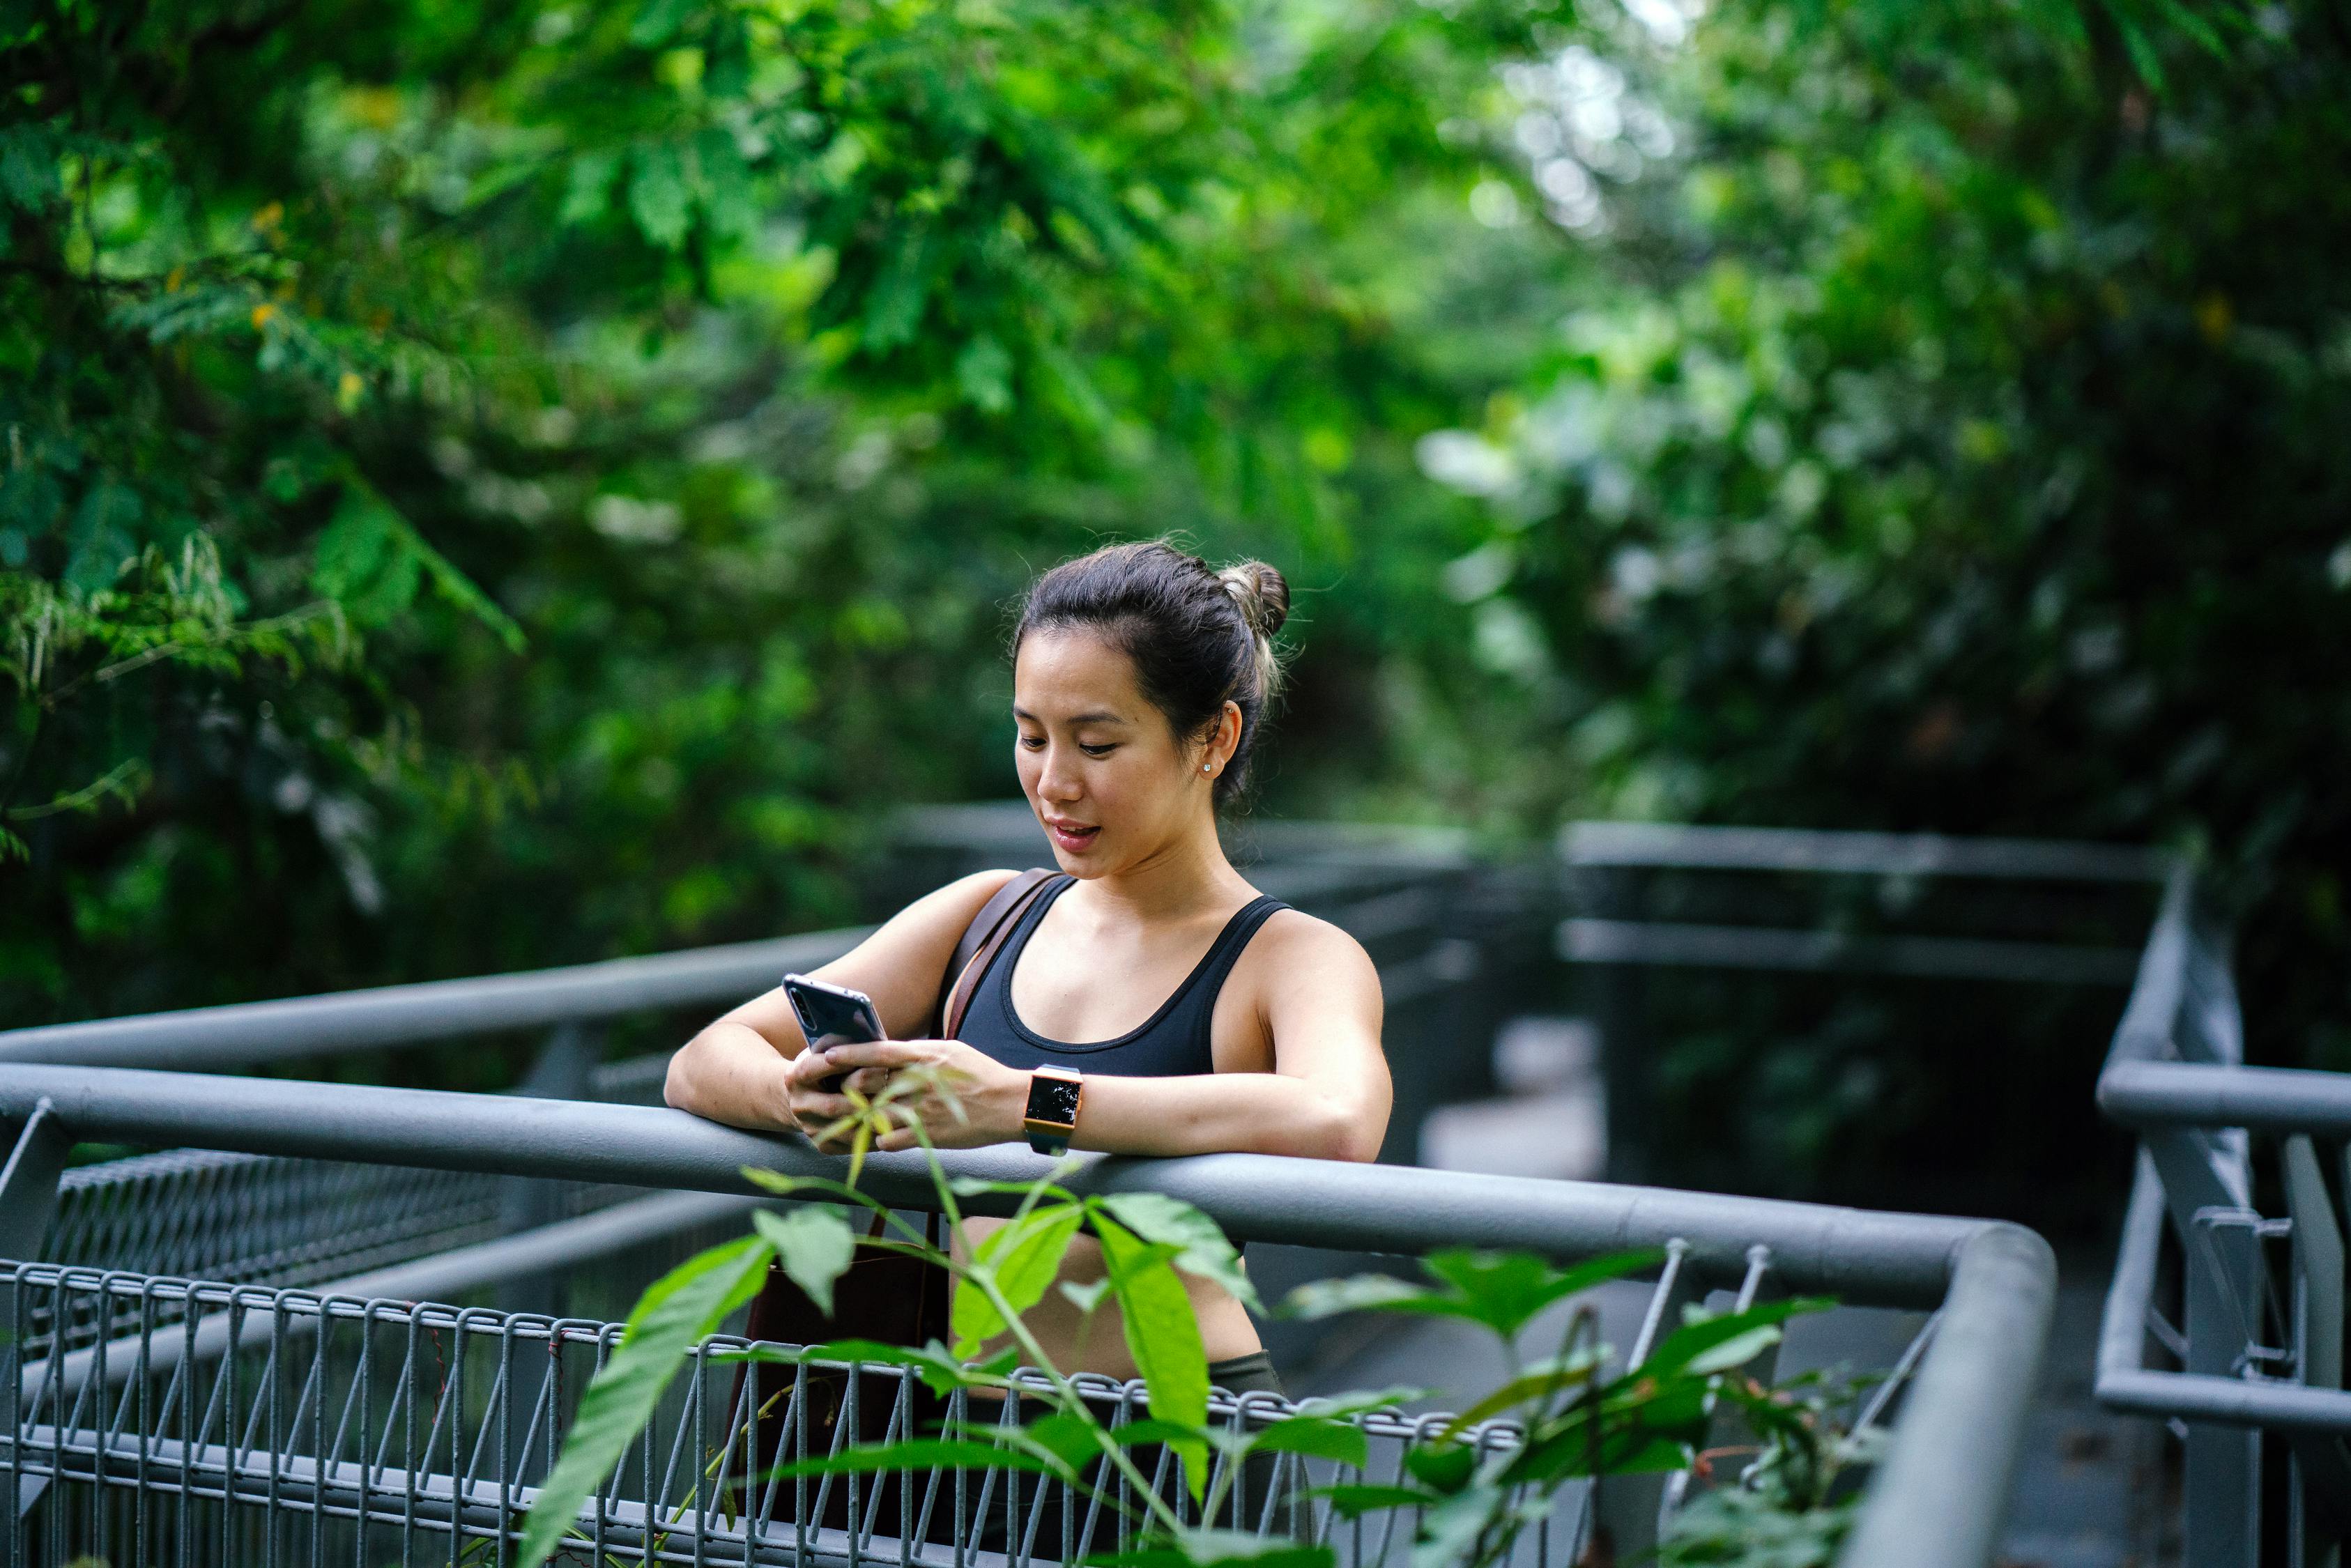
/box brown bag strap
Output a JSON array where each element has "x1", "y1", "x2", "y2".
[{"x1": 933, "y1": 868, "x2": 1064, "y2": 1038}]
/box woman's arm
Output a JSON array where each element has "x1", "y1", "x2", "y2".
[
  {"x1": 807, "y1": 911, "x2": 1391, "y2": 1161},
  {"x1": 662, "y1": 869, "x2": 1020, "y2": 1133}
]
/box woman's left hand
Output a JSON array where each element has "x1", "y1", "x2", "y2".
[{"x1": 809, "y1": 1038, "x2": 1027, "y2": 1151}]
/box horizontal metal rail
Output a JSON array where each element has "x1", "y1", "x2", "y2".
[
  {"x1": 1559, "y1": 917, "x2": 2143, "y2": 985},
  {"x1": 2099, "y1": 1059, "x2": 2351, "y2": 1137},
  {"x1": 0, "y1": 930, "x2": 866, "y2": 1072},
  {"x1": 0, "y1": 832, "x2": 1506, "y2": 1077},
  {"x1": 24, "y1": 1190, "x2": 761, "y2": 1408},
  {"x1": 0, "y1": 1064, "x2": 2054, "y2": 1568},
  {"x1": 2099, "y1": 1159, "x2": 2351, "y2": 1436},
  {"x1": 1561, "y1": 820, "x2": 2173, "y2": 883}
]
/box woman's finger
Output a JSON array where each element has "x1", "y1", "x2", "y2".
[
  {"x1": 844, "y1": 1066, "x2": 892, "y2": 1095},
  {"x1": 785, "y1": 1049, "x2": 841, "y2": 1084},
  {"x1": 815, "y1": 1041, "x2": 926, "y2": 1070},
  {"x1": 791, "y1": 1093, "x2": 855, "y2": 1123}
]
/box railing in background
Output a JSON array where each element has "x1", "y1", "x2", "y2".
[
  {"x1": 0, "y1": 1067, "x2": 2057, "y2": 1568},
  {"x1": 1556, "y1": 821, "x2": 2175, "y2": 1184},
  {"x1": 0, "y1": 815, "x2": 1555, "y2": 1330},
  {"x1": 2095, "y1": 865, "x2": 2351, "y2": 1568}
]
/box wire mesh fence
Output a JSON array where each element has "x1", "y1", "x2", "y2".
[
  {"x1": 3, "y1": 1255, "x2": 1906, "y2": 1568},
  {"x1": 38, "y1": 1052, "x2": 678, "y2": 1295}
]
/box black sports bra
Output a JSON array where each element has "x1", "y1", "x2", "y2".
[{"x1": 953, "y1": 875, "x2": 1290, "y2": 1077}]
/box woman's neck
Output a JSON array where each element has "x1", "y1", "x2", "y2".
[{"x1": 1080, "y1": 813, "x2": 1250, "y2": 922}]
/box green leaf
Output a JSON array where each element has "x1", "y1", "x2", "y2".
[
  {"x1": 629, "y1": 142, "x2": 693, "y2": 249},
  {"x1": 1411, "y1": 1487, "x2": 1501, "y2": 1568},
  {"x1": 1292, "y1": 1386, "x2": 1427, "y2": 1420},
  {"x1": 1637, "y1": 1298, "x2": 1832, "y2": 1379},
  {"x1": 560, "y1": 150, "x2": 620, "y2": 224},
  {"x1": 520, "y1": 1233, "x2": 773, "y2": 1568},
  {"x1": 1060, "y1": 1277, "x2": 1113, "y2": 1314},
  {"x1": 750, "y1": 1205, "x2": 857, "y2": 1316},
  {"x1": 1420, "y1": 1247, "x2": 1662, "y2": 1339},
  {"x1": 1087, "y1": 1528, "x2": 1335, "y2": 1568},
  {"x1": 1013, "y1": 1411, "x2": 1104, "y2": 1474},
  {"x1": 1096, "y1": 1215, "x2": 1209, "y2": 1498},
  {"x1": 312, "y1": 485, "x2": 522, "y2": 651},
  {"x1": 861, "y1": 226, "x2": 937, "y2": 352},
  {"x1": 1095, "y1": 1192, "x2": 1261, "y2": 1312},
  {"x1": 1245, "y1": 1415, "x2": 1367, "y2": 1468},
  {"x1": 951, "y1": 1201, "x2": 1085, "y2": 1355},
  {"x1": 1280, "y1": 1273, "x2": 1432, "y2": 1321},
  {"x1": 1285, "y1": 1250, "x2": 1657, "y2": 1338},
  {"x1": 767, "y1": 1438, "x2": 1067, "y2": 1480},
  {"x1": 1681, "y1": 1324, "x2": 1786, "y2": 1378},
  {"x1": 1299, "y1": 1482, "x2": 1434, "y2": 1519},
  {"x1": 1433, "y1": 1345, "x2": 1607, "y2": 1442},
  {"x1": 1401, "y1": 1441, "x2": 1476, "y2": 1495},
  {"x1": 0, "y1": 128, "x2": 57, "y2": 213},
  {"x1": 956, "y1": 334, "x2": 1014, "y2": 413}
]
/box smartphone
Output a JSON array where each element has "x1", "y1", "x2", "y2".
[{"x1": 781, "y1": 974, "x2": 885, "y2": 1093}]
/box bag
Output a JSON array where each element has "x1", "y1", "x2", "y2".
[{"x1": 727, "y1": 868, "x2": 1066, "y2": 1525}]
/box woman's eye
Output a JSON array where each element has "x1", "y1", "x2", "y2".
[
  {"x1": 1080, "y1": 744, "x2": 1116, "y2": 758},
  {"x1": 1018, "y1": 735, "x2": 1046, "y2": 751}
]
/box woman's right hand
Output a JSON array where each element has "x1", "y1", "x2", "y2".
[{"x1": 780, "y1": 1046, "x2": 891, "y2": 1150}]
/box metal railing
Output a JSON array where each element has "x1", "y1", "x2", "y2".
[
  {"x1": 2095, "y1": 865, "x2": 2351, "y2": 1566},
  {"x1": 1557, "y1": 821, "x2": 2174, "y2": 1184},
  {"x1": 0, "y1": 1066, "x2": 2055, "y2": 1568},
  {"x1": 0, "y1": 820, "x2": 1552, "y2": 1339}
]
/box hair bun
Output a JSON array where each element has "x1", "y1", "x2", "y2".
[{"x1": 1217, "y1": 560, "x2": 1290, "y2": 639}]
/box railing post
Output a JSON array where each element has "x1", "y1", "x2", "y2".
[
  {"x1": 0, "y1": 1098, "x2": 68, "y2": 1528},
  {"x1": 1593, "y1": 1238, "x2": 1701, "y2": 1558},
  {"x1": 2182, "y1": 1206, "x2": 2269, "y2": 1568},
  {"x1": 2285, "y1": 1136, "x2": 2351, "y2": 1564},
  {"x1": 0, "y1": 1098, "x2": 68, "y2": 1263},
  {"x1": 1576, "y1": 863, "x2": 1653, "y2": 1184}
]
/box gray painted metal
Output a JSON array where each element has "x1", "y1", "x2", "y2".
[
  {"x1": 0, "y1": 1063, "x2": 2053, "y2": 1568},
  {"x1": 2102, "y1": 1059, "x2": 2351, "y2": 1137},
  {"x1": 1558, "y1": 917, "x2": 2143, "y2": 985},
  {"x1": 2100, "y1": 1160, "x2": 2351, "y2": 1437},
  {"x1": 0, "y1": 1102, "x2": 68, "y2": 1263},
  {"x1": 1, "y1": 1262, "x2": 1549, "y2": 1568},
  {"x1": 0, "y1": 928, "x2": 865, "y2": 1071},
  {"x1": 0, "y1": 1065, "x2": 2021, "y2": 1307},
  {"x1": 23, "y1": 1189, "x2": 761, "y2": 1411},
  {"x1": 1559, "y1": 820, "x2": 2173, "y2": 883}
]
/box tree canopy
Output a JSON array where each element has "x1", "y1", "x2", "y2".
[{"x1": 5, "y1": 0, "x2": 2343, "y2": 1082}]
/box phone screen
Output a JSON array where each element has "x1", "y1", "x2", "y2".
[{"x1": 782, "y1": 975, "x2": 885, "y2": 1050}]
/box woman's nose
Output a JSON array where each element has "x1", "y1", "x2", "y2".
[{"x1": 1037, "y1": 757, "x2": 1083, "y2": 801}]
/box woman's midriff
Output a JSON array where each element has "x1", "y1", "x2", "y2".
[{"x1": 954, "y1": 1215, "x2": 1260, "y2": 1378}]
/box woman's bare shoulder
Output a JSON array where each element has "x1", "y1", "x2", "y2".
[{"x1": 1245, "y1": 906, "x2": 1381, "y2": 997}]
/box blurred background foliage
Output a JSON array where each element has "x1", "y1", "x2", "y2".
[{"x1": 3, "y1": 0, "x2": 2346, "y2": 1200}]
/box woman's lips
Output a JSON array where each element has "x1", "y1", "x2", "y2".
[{"x1": 1047, "y1": 820, "x2": 1101, "y2": 851}]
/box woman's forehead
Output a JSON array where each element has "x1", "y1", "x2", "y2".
[{"x1": 1013, "y1": 628, "x2": 1144, "y2": 720}]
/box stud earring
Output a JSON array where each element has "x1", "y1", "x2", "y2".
[{"x1": 1202, "y1": 763, "x2": 1213, "y2": 774}]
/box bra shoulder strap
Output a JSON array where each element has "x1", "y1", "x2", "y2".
[{"x1": 935, "y1": 868, "x2": 1065, "y2": 1038}]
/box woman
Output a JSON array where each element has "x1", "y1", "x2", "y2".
[{"x1": 666, "y1": 539, "x2": 1392, "y2": 1398}]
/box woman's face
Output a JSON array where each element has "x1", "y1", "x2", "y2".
[{"x1": 1013, "y1": 628, "x2": 1212, "y2": 873}]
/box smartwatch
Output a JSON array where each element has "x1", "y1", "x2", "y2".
[{"x1": 1023, "y1": 1066, "x2": 1084, "y2": 1156}]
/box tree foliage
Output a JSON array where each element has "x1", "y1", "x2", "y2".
[
  {"x1": 6, "y1": 0, "x2": 2345, "y2": 1086},
  {"x1": 0, "y1": 0, "x2": 1556, "y2": 1017}
]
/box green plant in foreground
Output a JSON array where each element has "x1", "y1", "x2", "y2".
[{"x1": 521, "y1": 1073, "x2": 1837, "y2": 1568}]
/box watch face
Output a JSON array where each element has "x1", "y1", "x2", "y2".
[{"x1": 1029, "y1": 1075, "x2": 1082, "y2": 1128}]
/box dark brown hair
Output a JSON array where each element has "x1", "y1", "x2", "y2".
[{"x1": 1015, "y1": 540, "x2": 1290, "y2": 808}]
